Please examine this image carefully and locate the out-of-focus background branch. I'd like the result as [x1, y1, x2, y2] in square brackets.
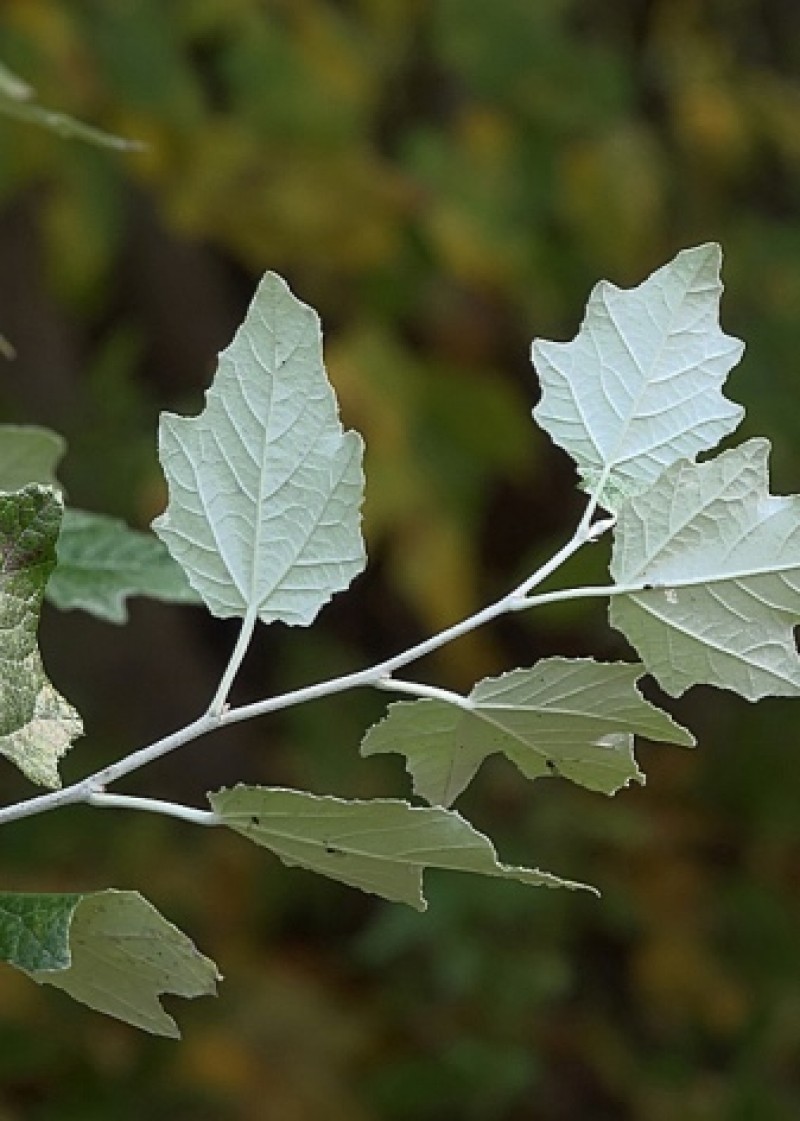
[2, 2, 800, 1118]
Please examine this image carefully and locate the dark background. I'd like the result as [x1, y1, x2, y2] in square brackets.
[2, 2, 800, 1118]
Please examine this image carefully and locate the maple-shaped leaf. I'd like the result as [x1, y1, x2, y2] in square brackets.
[0, 890, 219, 1038]
[532, 244, 744, 510]
[610, 439, 800, 699]
[153, 272, 365, 627]
[361, 659, 693, 806]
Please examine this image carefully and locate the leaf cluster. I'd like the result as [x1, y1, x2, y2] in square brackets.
[1, 244, 799, 1041]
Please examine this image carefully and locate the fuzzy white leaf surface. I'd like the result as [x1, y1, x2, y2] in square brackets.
[0, 486, 81, 787]
[361, 659, 694, 806]
[610, 439, 800, 700]
[532, 244, 744, 510]
[153, 272, 365, 626]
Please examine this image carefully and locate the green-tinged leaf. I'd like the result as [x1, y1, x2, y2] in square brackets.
[0, 682, 82, 788]
[209, 785, 594, 911]
[0, 428, 196, 622]
[0, 486, 81, 787]
[610, 439, 800, 700]
[363, 696, 490, 809]
[0, 890, 219, 1038]
[361, 659, 694, 806]
[532, 244, 744, 511]
[153, 272, 366, 626]
[48, 508, 201, 623]
[0, 425, 66, 492]
[0, 893, 80, 971]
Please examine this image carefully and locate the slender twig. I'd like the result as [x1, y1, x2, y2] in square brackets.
[0, 95, 144, 151]
[510, 580, 642, 611]
[0, 713, 219, 826]
[208, 606, 258, 716]
[375, 677, 472, 707]
[86, 792, 221, 826]
[0, 504, 619, 829]
[223, 505, 612, 729]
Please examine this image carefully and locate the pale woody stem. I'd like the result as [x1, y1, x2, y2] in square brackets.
[0, 501, 618, 828]
[208, 605, 259, 716]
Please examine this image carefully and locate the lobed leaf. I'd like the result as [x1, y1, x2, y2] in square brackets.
[532, 244, 744, 511]
[610, 439, 800, 700]
[153, 272, 366, 627]
[209, 785, 594, 911]
[0, 486, 81, 786]
[0, 890, 220, 1038]
[361, 658, 694, 806]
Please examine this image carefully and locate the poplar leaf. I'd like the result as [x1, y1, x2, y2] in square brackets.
[610, 439, 800, 700]
[0, 486, 81, 787]
[0, 890, 220, 1038]
[209, 786, 593, 911]
[153, 272, 366, 626]
[0, 426, 197, 622]
[361, 659, 694, 806]
[532, 244, 744, 510]
[48, 509, 200, 623]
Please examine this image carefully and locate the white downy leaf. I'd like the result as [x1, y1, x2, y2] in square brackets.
[209, 786, 594, 911]
[0, 486, 81, 787]
[361, 658, 694, 806]
[532, 244, 744, 511]
[610, 439, 800, 700]
[153, 272, 365, 626]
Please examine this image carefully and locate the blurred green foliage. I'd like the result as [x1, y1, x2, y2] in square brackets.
[2, 1, 800, 1117]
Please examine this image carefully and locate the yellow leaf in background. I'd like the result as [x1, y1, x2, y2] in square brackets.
[166, 131, 405, 272]
[427, 204, 519, 289]
[673, 81, 752, 173]
[175, 959, 373, 1121]
[328, 324, 422, 538]
[459, 105, 515, 164]
[6, 0, 76, 63]
[633, 933, 749, 1036]
[749, 72, 800, 165]
[293, 1, 378, 108]
[558, 125, 666, 275]
[42, 154, 121, 307]
[118, 111, 174, 182]
[391, 514, 501, 683]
